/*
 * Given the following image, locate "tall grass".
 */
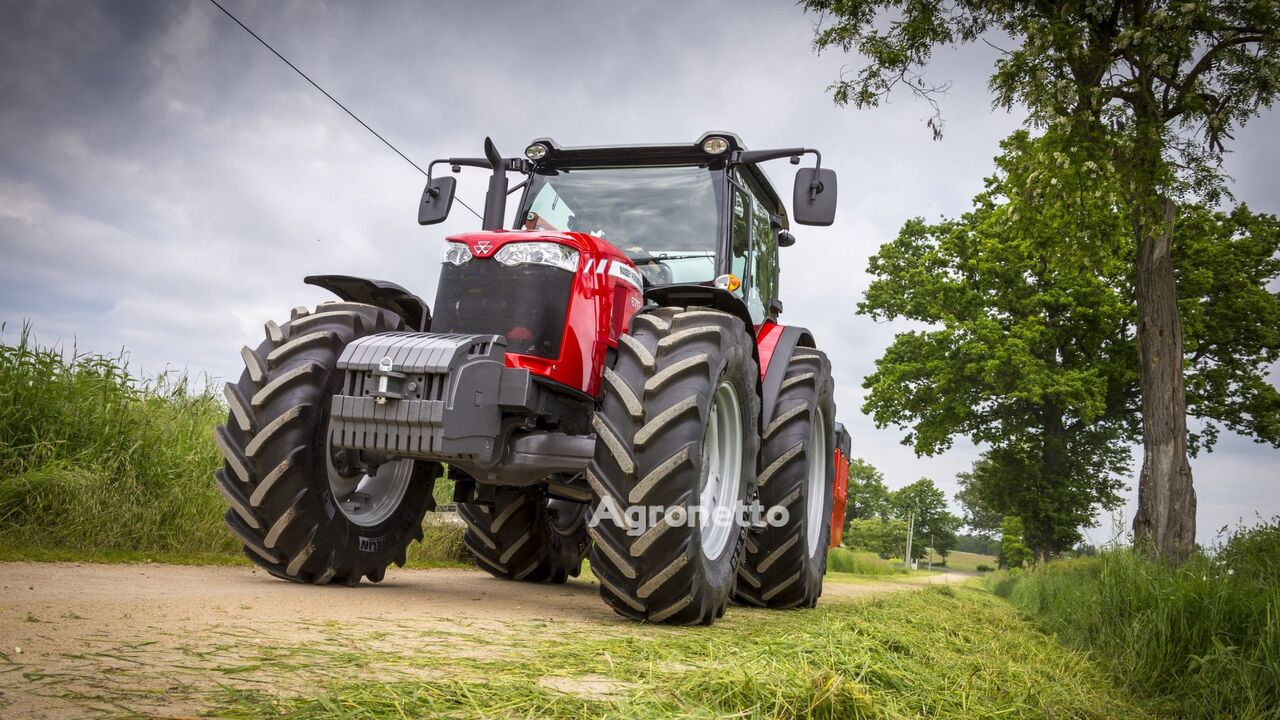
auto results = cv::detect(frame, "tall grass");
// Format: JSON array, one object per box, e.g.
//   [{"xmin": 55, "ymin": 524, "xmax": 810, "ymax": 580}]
[
  {"xmin": 0, "ymin": 325, "xmax": 235, "ymax": 556},
  {"xmin": 826, "ymin": 546, "xmax": 907, "ymax": 575},
  {"xmin": 987, "ymin": 521, "xmax": 1280, "ymax": 719},
  {"xmin": 0, "ymin": 326, "xmax": 467, "ymax": 566}
]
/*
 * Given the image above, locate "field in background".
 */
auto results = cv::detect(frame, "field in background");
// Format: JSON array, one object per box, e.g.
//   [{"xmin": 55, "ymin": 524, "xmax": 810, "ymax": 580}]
[{"xmin": 937, "ymin": 549, "xmax": 997, "ymax": 572}]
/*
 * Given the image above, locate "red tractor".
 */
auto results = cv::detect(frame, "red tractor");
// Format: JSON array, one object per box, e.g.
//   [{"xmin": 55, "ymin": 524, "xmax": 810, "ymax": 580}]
[{"xmin": 215, "ymin": 132, "xmax": 840, "ymax": 625}]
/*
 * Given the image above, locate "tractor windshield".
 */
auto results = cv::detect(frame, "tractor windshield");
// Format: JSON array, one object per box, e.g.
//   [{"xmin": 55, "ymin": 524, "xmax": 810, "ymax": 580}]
[{"xmin": 521, "ymin": 165, "xmax": 721, "ymax": 285}]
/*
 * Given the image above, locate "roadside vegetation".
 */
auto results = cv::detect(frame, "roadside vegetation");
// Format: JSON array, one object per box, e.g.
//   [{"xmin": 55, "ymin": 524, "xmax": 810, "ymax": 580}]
[{"xmin": 988, "ymin": 520, "xmax": 1280, "ymax": 720}]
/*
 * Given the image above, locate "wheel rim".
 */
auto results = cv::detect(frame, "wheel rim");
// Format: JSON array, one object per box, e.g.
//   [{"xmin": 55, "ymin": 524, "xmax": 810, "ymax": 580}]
[
  {"xmin": 699, "ymin": 381, "xmax": 743, "ymax": 560},
  {"xmin": 326, "ymin": 450, "xmax": 414, "ymax": 528},
  {"xmin": 806, "ymin": 405, "xmax": 828, "ymax": 558}
]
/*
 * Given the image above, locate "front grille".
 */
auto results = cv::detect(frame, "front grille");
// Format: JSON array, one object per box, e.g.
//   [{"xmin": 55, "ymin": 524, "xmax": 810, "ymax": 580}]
[{"xmin": 433, "ymin": 260, "xmax": 573, "ymax": 359}]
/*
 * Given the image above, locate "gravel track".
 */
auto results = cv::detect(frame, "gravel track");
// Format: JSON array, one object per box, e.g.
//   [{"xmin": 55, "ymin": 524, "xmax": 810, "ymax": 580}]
[{"xmin": 0, "ymin": 562, "xmax": 974, "ymax": 718}]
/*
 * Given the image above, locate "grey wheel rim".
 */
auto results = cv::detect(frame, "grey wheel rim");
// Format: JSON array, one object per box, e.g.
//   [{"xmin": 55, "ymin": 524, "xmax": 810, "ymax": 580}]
[
  {"xmin": 806, "ymin": 405, "xmax": 828, "ymax": 558},
  {"xmin": 326, "ymin": 453, "xmax": 414, "ymax": 528},
  {"xmin": 699, "ymin": 381, "xmax": 744, "ymax": 560}
]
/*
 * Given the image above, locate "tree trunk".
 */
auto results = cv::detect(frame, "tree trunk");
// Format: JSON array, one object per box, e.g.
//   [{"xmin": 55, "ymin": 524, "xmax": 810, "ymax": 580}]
[{"xmin": 1132, "ymin": 197, "xmax": 1196, "ymax": 562}]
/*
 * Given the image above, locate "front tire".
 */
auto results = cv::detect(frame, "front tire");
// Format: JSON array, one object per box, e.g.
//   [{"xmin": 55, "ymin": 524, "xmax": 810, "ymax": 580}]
[
  {"xmin": 735, "ymin": 348, "xmax": 835, "ymax": 608},
  {"xmin": 587, "ymin": 307, "xmax": 761, "ymax": 625},
  {"xmin": 214, "ymin": 302, "xmax": 435, "ymax": 585},
  {"xmin": 459, "ymin": 488, "xmax": 589, "ymax": 583}
]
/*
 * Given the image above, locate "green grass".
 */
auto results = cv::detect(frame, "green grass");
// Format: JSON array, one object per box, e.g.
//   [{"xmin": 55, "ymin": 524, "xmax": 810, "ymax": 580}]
[
  {"xmin": 936, "ymin": 549, "xmax": 997, "ymax": 572},
  {"xmin": 208, "ymin": 585, "xmax": 1155, "ymax": 719},
  {"xmin": 987, "ymin": 523, "xmax": 1280, "ymax": 720},
  {"xmin": 826, "ymin": 547, "xmax": 908, "ymax": 575},
  {"xmin": 0, "ymin": 326, "xmax": 468, "ymax": 568}
]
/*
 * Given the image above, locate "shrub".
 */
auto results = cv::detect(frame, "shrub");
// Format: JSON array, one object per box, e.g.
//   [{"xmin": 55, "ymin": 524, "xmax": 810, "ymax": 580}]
[
  {"xmin": 976, "ymin": 563, "xmax": 993, "ymax": 572},
  {"xmin": 826, "ymin": 546, "xmax": 907, "ymax": 575}
]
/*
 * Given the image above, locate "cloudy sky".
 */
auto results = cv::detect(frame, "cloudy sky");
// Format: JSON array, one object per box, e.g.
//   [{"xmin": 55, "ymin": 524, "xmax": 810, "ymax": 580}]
[{"xmin": 2, "ymin": 0, "xmax": 1276, "ymax": 545}]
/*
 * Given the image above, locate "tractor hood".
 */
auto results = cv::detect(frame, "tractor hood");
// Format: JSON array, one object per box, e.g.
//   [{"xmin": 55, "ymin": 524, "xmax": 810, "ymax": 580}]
[{"xmin": 445, "ymin": 229, "xmax": 633, "ymax": 265}]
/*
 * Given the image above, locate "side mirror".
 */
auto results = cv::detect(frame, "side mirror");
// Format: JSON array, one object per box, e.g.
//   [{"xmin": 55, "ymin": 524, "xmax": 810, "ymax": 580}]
[
  {"xmin": 418, "ymin": 176, "xmax": 456, "ymax": 225},
  {"xmin": 792, "ymin": 167, "xmax": 837, "ymax": 226},
  {"xmin": 777, "ymin": 230, "xmax": 796, "ymax": 247}
]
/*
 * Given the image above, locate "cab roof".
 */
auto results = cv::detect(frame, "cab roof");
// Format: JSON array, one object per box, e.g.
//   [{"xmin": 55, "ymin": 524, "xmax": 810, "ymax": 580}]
[{"xmin": 527, "ymin": 132, "xmax": 789, "ymax": 228}]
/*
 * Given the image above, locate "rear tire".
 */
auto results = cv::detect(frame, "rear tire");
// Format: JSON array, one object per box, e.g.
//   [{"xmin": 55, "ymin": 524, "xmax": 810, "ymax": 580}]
[
  {"xmin": 459, "ymin": 488, "xmax": 589, "ymax": 583},
  {"xmin": 214, "ymin": 302, "xmax": 434, "ymax": 585},
  {"xmin": 734, "ymin": 348, "xmax": 835, "ymax": 609},
  {"xmin": 587, "ymin": 307, "xmax": 761, "ymax": 625}
]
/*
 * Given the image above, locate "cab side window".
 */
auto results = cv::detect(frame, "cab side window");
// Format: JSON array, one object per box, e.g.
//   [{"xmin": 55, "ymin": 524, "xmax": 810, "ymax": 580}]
[
  {"xmin": 732, "ymin": 169, "xmax": 779, "ymax": 325},
  {"xmin": 730, "ymin": 186, "xmax": 750, "ymax": 292}
]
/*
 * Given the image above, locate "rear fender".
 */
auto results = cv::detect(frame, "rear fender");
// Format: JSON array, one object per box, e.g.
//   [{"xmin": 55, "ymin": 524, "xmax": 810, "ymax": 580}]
[{"xmin": 304, "ymin": 275, "xmax": 432, "ymax": 331}]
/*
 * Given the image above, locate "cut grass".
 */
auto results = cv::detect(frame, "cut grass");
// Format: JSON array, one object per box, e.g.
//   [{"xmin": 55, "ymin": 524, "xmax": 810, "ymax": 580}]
[{"xmin": 205, "ymin": 585, "xmax": 1157, "ymax": 719}]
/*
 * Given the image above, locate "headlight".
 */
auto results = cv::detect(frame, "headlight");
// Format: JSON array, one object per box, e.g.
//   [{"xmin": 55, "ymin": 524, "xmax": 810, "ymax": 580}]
[
  {"xmin": 494, "ymin": 242, "xmax": 579, "ymax": 272},
  {"xmin": 702, "ymin": 136, "xmax": 730, "ymax": 154},
  {"xmin": 442, "ymin": 241, "xmax": 473, "ymax": 266}
]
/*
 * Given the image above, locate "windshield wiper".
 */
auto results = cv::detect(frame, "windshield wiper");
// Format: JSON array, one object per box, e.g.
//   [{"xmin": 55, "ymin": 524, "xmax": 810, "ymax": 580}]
[{"xmin": 628, "ymin": 253, "xmax": 715, "ymax": 265}]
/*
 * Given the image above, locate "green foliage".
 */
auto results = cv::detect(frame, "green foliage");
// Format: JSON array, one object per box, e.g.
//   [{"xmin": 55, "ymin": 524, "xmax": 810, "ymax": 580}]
[
  {"xmin": 843, "ymin": 457, "xmax": 890, "ymax": 522},
  {"xmin": 954, "ymin": 532, "xmax": 1001, "ymax": 556},
  {"xmin": 803, "ymin": 0, "xmax": 1280, "ymax": 563},
  {"xmin": 1000, "ymin": 517, "xmax": 1033, "ymax": 569},
  {"xmin": 987, "ymin": 522, "xmax": 1280, "ymax": 719},
  {"xmin": 1216, "ymin": 515, "xmax": 1280, "ymax": 586},
  {"xmin": 888, "ymin": 477, "xmax": 961, "ymax": 558},
  {"xmin": 0, "ymin": 327, "xmax": 468, "ymax": 567},
  {"xmin": 975, "ymin": 564, "xmax": 993, "ymax": 572},
  {"xmin": 859, "ymin": 129, "xmax": 1280, "ymax": 556},
  {"xmin": 0, "ymin": 324, "xmax": 235, "ymax": 555},
  {"xmin": 825, "ymin": 546, "xmax": 906, "ymax": 575},
  {"xmin": 802, "ymin": 1, "xmax": 1280, "ymax": 172},
  {"xmin": 842, "ymin": 516, "xmax": 908, "ymax": 558}
]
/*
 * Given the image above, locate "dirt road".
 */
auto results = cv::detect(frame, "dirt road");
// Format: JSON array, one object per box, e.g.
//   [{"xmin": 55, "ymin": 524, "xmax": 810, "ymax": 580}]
[{"xmin": 0, "ymin": 562, "xmax": 974, "ymax": 718}]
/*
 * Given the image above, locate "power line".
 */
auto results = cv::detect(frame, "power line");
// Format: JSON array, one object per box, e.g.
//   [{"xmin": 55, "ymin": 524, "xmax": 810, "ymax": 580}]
[{"xmin": 207, "ymin": 0, "xmax": 482, "ymax": 221}]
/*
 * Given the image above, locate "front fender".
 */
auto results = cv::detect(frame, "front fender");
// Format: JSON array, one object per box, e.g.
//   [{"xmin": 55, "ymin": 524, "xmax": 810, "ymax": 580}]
[{"xmin": 304, "ymin": 275, "xmax": 432, "ymax": 331}]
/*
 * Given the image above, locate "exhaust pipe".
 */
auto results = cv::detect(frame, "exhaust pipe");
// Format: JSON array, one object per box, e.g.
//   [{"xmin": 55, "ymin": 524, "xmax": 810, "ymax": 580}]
[{"xmin": 481, "ymin": 137, "xmax": 508, "ymax": 230}]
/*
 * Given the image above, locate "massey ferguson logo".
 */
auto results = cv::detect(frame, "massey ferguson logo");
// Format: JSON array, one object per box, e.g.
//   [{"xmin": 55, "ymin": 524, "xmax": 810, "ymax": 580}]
[{"xmin": 474, "ymin": 240, "xmax": 493, "ymax": 254}]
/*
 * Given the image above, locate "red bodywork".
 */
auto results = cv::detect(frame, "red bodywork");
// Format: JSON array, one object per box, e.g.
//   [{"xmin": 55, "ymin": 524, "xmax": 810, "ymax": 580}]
[
  {"xmin": 447, "ymin": 230, "xmax": 643, "ymax": 397},
  {"xmin": 830, "ymin": 443, "xmax": 850, "ymax": 548},
  {"xmin": 445, "ymin": 230, "xmax": 848, "ymax": 540}
]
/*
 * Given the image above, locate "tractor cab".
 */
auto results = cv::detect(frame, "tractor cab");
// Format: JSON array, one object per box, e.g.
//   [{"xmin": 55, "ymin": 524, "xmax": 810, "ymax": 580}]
[{"xmin": 421, "ymin": 132, "xmax": 837, "ymax": 328}]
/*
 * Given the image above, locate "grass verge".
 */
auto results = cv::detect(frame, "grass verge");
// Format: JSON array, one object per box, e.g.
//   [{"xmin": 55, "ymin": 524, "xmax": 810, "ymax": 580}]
[
  {"xmin": 987, "ymin": 521, "xmax": 1280, "ymax": 720},
  {"xmin": 206, "ymin": 585, "xmax": 1153, "ymax": 719},
  {"xmin": 826, "ymin": 547, "xmax": 907, "ymax": 575}
]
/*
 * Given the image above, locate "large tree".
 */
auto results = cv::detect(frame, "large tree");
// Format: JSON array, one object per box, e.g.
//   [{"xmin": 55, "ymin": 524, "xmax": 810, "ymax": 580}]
[
  {"xmin": 889, "ymin": 478, "xmax": 961, "ymax": 558},
  {"xmin": 859, "ymin": 130, "xmax": 1280, "ymax": 560},
  {"xmin": 802, "ymin": 0, "xmax": 1280, "ymax": 561},
  {"xmin": 844, "ymin": 457, "xmax": 891, "ymax": 524}
]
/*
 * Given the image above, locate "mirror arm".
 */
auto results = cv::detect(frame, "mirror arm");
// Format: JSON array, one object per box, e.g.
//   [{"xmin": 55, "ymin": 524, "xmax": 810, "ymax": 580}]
[{"xmin": 427, "ymin": 158, "xmax": 531, "ymax": 186}]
